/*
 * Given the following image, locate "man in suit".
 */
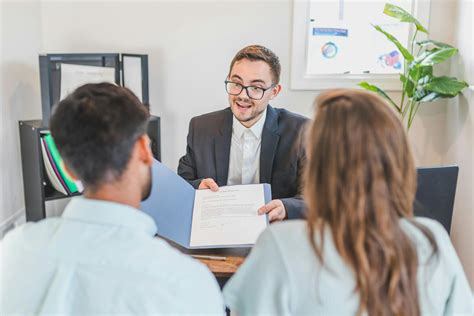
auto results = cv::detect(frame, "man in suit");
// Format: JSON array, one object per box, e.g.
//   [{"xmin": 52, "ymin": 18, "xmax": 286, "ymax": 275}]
[{"xmin": 178, "ymin": 45, "xmax": 308, "ymax": 221}]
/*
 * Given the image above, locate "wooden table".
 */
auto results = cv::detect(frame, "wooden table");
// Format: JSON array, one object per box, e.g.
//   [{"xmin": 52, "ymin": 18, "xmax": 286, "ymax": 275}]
[
  {"xmin": 196, "ymin": 255, "xmax": 246, "ymax": 278},
  {"xmin": 163, "ymin": 238, "xmax": 251, "ymax": 278}
]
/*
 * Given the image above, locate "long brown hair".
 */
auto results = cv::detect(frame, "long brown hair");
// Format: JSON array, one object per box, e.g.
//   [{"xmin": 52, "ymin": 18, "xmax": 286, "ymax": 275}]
[{"xmin": 304, "ymin": 89, "xmax": 437, "ymax": 316}]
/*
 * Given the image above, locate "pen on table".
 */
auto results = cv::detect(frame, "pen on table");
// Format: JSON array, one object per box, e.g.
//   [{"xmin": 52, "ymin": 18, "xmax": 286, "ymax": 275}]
[{"xmin": 191, "ymin": 254, "xmax": 227, "ymax": 261}]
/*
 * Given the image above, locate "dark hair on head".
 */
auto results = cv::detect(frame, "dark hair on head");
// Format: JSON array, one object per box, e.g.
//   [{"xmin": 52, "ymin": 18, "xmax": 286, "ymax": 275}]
[
  {"xmin": 228, "ymin": 45, "xmax": 281, "ymax": 84},
  {"xmin": 304, "ymin": 89, "xmax": 438, "ymax": 316},
  {"xmin": 49, "ymin": 83, "xmax": 149, "ymax": 191}
]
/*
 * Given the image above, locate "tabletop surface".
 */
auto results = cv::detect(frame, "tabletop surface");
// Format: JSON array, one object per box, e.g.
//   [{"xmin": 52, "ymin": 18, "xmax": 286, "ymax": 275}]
[
  {"xmin": 163, "ymin": 238, "xmax": 251, "ymax": 277},
  {"xmin": 196, "ymin": 255, "xmax": 246, "ymax": 277}
]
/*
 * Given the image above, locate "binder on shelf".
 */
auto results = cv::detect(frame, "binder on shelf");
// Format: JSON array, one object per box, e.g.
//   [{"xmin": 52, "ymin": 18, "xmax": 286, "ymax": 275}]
[
  {"xmin": 40, "ymin": 137, "xmax": 68, "ymax": 196},
  {"xmin": 39, "ymin": 53, "xmax": 149, "ymax": 126},
  {"xmin": 43, "ymin": 134, "xmax": 78, "ymax": 194},
  {"xmin": 141, "ymin": 160, "xmax": 271, "ymax": 249},
  {"xmin": 39, "ymin": 132, "xmax": 81, "ymax": 196}
]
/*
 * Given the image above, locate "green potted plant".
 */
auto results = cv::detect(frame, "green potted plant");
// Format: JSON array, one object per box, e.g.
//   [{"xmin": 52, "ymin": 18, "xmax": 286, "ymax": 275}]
[{"xmin": 359, "ymin": 3, "xmax": 468, "ymax": 129}]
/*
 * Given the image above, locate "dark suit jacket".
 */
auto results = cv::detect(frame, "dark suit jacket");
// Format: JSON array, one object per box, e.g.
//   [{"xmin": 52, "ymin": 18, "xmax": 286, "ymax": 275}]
[{"xmin": 178, "ymin": 105, "xmax": 308, "ymax": 219}]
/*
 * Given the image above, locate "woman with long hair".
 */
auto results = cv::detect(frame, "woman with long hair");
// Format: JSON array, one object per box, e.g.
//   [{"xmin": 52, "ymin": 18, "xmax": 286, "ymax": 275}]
[{"xmin": 223, "ymin": 89, "xmax": 471, "ymax": 315}]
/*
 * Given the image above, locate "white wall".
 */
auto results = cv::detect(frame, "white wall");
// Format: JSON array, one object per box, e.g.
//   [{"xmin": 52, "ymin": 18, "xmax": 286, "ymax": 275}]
[
  {"xmin": 444, "ymin": 0, "xmax": 474, "ymax": 287},
  {"xmin": 0, "ymin": 0, "xmax": 42, "ymax": 233},
  {"xmin": 410, "ymin": 0, "xmax": 474, "ymax": 288},
  {"xmin": 1, "ymin": 0, "xmax": 472, "ymax": 286}
]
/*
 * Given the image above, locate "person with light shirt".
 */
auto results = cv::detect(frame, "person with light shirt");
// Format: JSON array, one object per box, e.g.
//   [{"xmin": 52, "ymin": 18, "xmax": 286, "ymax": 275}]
[
  {"xmin": 1, "ymin": 83, "xmax": 224, "ymax": 315},
  {"xmin": 223, "ymin": 89, "xmax": 472, "ymax": 315},
  {"xmin": 178, "ymin": 45, "xmax": 308, "ymax": 221}
]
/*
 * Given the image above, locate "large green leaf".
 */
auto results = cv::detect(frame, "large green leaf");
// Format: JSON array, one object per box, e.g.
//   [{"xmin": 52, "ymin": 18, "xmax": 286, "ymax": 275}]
[
  {"xmin": 400, "ymin": 74, "xmax": 415, "ymax": 97},
  {"xmin": 413, "ymin": 88, "xmax": 430, "ymax": 102},
  {"xmin": 419, "ymin": 92, "xmax": 444, "ymax": 102},
  {"xmin": 408, "ymin": 63, "xmax": 433, "ymax": 84},
  {"xmin": 424, "ymin": 76, "xmax": 468, "ymax": 96},
  {"xmin": 414, "ymin": 48, "xmax": 439, "ymax": 64},
  {"xmin": 419, "ymin": 47, "xmax": 458, "ymax": 66},
  {"xmin": 358, "ymin": 82, "xmax": 401, "ymax": 112},
  {"xmin": 417, "ymin": 75, "xmax": 431, "ymax": 86},
  {"xmin": 383, "ymin": 3, "xmax": 428, "ymax": 33},
  {"xmin": 408, "ymin": 64, "xmax": 433, "ymax": 81},
  {"xmin": 416, "ymin": 40, "xmax": 453, "ymax": 49},
  {"xmin": 373, "ymin": 24, "xmax": 414, "ymax": 61}
]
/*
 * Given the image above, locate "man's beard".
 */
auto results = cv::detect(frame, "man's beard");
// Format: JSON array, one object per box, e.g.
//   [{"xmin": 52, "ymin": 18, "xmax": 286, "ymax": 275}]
[{"xmin": 141, "ymin": 166, "xmax": 152, "ymax": 201}]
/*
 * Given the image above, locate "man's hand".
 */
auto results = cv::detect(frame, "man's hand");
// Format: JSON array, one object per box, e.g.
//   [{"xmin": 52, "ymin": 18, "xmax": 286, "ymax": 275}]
[
  {"xmin": 198, "ymin": 178, "xmax": 219, "ymax": 192},
  {"xmin": 258, "ymin": 199, "xmax": 286, "ymax": 222}
]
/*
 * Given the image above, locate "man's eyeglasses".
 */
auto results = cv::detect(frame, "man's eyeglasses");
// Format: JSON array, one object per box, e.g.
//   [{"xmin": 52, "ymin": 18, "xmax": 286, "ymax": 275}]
[{"xmin": 225, "ymin": 81, "xmax": 276, "ymax": 100}]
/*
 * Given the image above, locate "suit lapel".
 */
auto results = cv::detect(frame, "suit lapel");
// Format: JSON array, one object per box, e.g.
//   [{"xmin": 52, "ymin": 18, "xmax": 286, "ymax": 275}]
[
  {"xmin": 215, "ymin": 109, "xmax": 233, "ymax": 186},
  {"xmin": 260, "ymin": 105, "xmax": 280, "ymax": 184}
]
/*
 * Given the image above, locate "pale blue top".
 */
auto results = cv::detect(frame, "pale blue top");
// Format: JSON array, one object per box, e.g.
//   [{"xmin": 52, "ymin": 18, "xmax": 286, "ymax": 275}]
[
  {"xmin": 1, "ymin": 197, "xmax": 224, "ymax": 315},
  {"xmin": 223, "ymin": 218, "xmax": 472, "ymax": 315}
]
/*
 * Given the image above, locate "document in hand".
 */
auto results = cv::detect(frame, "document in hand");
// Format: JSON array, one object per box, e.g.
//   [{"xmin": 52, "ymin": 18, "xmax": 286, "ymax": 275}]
[{"xmin": 141, "ymin": 160, "xmax": 271, "ymax": 249}]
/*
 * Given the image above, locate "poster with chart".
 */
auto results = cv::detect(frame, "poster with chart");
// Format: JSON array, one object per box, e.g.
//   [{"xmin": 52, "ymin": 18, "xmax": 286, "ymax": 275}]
[{"xmin": 306, "ymin": 0, "xmax": 413, "ymax": 75}]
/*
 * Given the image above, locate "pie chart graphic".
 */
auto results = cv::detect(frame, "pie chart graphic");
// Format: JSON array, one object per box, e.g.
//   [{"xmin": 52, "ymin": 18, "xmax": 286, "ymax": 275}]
[{"xmin": 321, "ymin": 42, "xmax": 338, "ymax": 59}]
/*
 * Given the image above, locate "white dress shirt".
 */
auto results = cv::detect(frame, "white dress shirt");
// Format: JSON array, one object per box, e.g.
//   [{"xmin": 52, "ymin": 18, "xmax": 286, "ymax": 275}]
[
  {"xmin": 227, "ymin": 108, "xmax": 267, "ymax": 185},
  {"xmin": 1, "ymin": 197, "xmax": 224, "ymax": 315}
]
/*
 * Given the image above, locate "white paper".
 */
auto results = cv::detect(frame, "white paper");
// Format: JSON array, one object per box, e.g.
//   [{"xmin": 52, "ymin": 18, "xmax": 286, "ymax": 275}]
[
  {"xmin": 190, "ymin": 184, "xmax": 268, "ymax": 247},
  {"xmin": 123, "ymin": 56, "xmax": 143, "ymax": 102},
  {"xmin": 60, "ymin": 63, "xmax": 115, "ymax": 100}
]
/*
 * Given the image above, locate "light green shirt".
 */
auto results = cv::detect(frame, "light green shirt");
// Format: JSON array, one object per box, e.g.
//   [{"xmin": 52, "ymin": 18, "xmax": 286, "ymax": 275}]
[
  {"xmin": 224, "ymin": 218, "xmax": 472, "ymax": 315},
  {"xmin": 1, "ymin": 197, "xmax": 224, "ymax": 315}
]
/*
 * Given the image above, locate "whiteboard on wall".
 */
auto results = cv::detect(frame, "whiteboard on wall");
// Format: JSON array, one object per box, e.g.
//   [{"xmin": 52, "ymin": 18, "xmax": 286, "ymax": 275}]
[{"xmin": 291, "ymin": 0, "xmax": 431, "ymax": 90}]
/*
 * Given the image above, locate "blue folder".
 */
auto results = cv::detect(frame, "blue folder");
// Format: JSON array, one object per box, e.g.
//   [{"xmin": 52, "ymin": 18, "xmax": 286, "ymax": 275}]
[{"xmin": 140, "ymin": 159, "xmax": 271, "ymax": 249}]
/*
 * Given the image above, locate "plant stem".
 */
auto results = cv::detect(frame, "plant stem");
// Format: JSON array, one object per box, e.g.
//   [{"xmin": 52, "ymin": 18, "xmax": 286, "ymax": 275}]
[
  {"xmin": 400, "ymin": 76, "xmax": 407, "ymax": 115},
  {"xmin": 407, "ymin": 99, "xmax": 415, "ymax": 128},
  {"xmin": 410, "ymin": 30, "xmax": 418, "ymax": 56},
  {"xmin": 408, "ymin": 101, "xmax": 422, "ymax": 129},
  {"xmin": 401, "ymin": 30, "xmax": 419, "ymax": 121},
  {"xmin": 405, "ymin": 30, "xmax": 422, "ymax": 130},
  {"xmin": 400, "ymin": 59, "xmax": 409, "ymax": 115},
  {"xmin": 402, "ymin": 99, "xmax": 411, "ymax": 120}
]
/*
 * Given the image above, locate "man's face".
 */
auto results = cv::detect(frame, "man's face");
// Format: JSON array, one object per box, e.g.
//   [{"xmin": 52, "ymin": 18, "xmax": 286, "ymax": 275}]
[{"xmin": 227, "ymin": 59, "xmax": 281, "ymax": 128}]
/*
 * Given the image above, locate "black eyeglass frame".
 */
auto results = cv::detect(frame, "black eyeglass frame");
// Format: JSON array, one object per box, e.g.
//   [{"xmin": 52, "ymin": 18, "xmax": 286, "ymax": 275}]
[{"xmin": 224, "ymin": 80, "xmax": 276, "ymax": 100}]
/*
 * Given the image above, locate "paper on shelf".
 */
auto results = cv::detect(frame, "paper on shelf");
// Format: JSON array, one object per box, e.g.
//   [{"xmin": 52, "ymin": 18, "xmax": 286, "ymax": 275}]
[{"xmin": 60, "ymin": 63, "xmax": 115, "ymax": 100}]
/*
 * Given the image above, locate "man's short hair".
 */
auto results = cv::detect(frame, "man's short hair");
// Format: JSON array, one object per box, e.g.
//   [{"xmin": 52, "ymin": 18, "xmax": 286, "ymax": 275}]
[
  {"xmin": 49, "ymin": 83, "xmax": 149, "ymax": 190},
  {"xmin": 228, "ymin": 45, "xmax": 281, "ymax": 84}
]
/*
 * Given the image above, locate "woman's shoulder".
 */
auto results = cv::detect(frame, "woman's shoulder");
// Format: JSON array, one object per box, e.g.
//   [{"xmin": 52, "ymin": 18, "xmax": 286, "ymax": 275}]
[
  {"xmin": 264, "ymin": 220, "xmax": 309, "ymax": 244},
  {"xmin": 401, "ymin": 217, "xmax": 451, "ymax": 247},
  {"xmin": 411, "ymin": 217, "xmax": 448, "ymax": 234},
  {"xmin": 260, "ymin": 220, "xmax": 331, "ymax": 262},
  {"xmin": 401, "ymin": 217, "xmax": 460, "ymax": 269},
  {"xmin": 403, "ymin": 217, "xmax": 472, "ymax": 314}
]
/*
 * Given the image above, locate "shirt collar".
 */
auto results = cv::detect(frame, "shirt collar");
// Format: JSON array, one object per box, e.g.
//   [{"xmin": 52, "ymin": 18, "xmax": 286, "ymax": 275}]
[
  {"xmin": 232, "ymin": 107, "xmax": 267, "ymax": 140},
  {"xmin": 62, "ymin": 196, "xmax": 157, "ymax": 236}
]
